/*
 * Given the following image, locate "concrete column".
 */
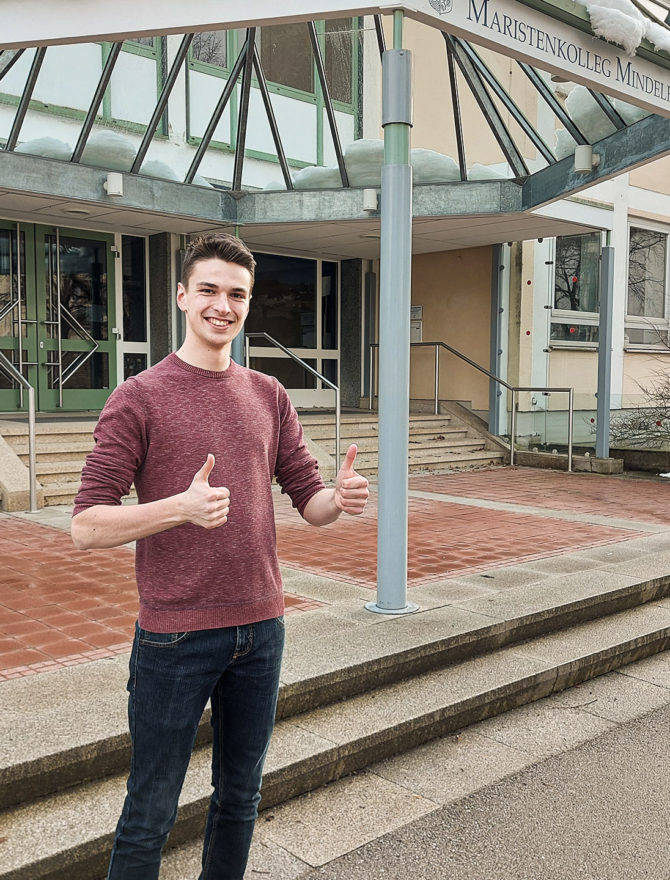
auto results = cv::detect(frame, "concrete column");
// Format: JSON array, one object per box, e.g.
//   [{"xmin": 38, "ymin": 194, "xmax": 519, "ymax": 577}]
[
  {"xmin": 148, "ymin": 232, "xmax": 175, "ymax": 364},
  {"xmin": 340, "ymin": 259, "xmax": 363, "ymax": 408}
]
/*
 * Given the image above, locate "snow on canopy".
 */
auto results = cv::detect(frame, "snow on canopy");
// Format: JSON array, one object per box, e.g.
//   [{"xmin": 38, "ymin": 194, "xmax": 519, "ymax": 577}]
[{"xmin": 576, "ymin": 0, "xmax": 670, "ymax": 56}]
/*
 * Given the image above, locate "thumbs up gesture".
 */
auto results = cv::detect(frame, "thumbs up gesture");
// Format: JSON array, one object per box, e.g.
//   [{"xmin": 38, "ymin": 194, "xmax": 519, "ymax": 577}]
[
  {"xmin": 179, "ymin": 453, "xmax": 231, "ymax": 529},
  {"xmin": 334, "ymin": 444, "xmax": 369, "ymax": 516}
]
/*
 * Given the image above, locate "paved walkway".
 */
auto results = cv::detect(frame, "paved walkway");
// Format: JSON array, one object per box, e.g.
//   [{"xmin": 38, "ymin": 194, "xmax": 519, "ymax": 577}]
[{"xmin": 1, "ymin": 466, "xmax": 667, "ymax": 681}]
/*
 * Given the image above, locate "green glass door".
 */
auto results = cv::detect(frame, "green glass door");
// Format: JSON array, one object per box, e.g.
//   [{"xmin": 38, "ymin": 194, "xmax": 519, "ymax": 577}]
[
  {"xmin": 0, "ymin": 221, "xmax": 38, "ymax": 412},
  {"xmin": 35, "ymin": 226, "xmax": 116, "ymax": 411},
  {"xmin": 0, "ymin": 223, "xmax": 117, "ymax": 413}
]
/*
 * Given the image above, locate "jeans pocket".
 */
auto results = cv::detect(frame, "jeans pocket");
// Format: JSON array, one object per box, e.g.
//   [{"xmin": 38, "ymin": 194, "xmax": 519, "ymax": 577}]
[
  {"xmin": 138, "ymin": 628, "xmax": 192, "ymax": 647},
  {"xmin": 275, "ymin": 615, "xmax": 285, "ymax": 628}
]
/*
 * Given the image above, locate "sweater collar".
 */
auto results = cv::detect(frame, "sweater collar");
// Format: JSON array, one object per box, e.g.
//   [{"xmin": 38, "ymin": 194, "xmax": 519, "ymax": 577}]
[{"xmin": 169, "ymin": 352, "xmax": 238, "ymax": 379}]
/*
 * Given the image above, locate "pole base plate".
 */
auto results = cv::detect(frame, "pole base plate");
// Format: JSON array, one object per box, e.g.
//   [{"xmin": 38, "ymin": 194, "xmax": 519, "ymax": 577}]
[{"xmin": 364, "ymin": 601, "xmax": 420, "ymax": 615}]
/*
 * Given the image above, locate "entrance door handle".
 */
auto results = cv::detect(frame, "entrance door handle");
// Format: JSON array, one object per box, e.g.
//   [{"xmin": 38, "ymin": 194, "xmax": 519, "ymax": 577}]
[{"xmin": 111, "ymin": 327, "xmax": 122, "ymax": 339}]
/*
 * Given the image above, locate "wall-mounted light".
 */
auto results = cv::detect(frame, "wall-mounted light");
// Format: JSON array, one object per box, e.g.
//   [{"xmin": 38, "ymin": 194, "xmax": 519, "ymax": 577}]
[
  {"xmin": 362, "ymin": 188, "xmax": 378, "ymax": 212},
  {"xmin": 103, "ymin": 172, "xmax": 124, "ymax": 197},
  {"xmin": 574, "ymin": 145, "xmax": 601, "ymax": 174}
]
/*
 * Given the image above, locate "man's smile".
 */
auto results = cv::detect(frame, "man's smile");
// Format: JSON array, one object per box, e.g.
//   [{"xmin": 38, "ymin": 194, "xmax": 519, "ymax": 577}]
[{"xmin": 205, "ymin": 316, "xmax": 233, "ymax": 327}]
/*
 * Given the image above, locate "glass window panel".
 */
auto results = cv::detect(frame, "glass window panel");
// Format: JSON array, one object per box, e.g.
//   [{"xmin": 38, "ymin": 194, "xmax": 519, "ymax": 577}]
[
  {"xmin": 554, "ymin": 233, "xmax": 600, "ymax": 313},
  {"xmin": 0, "ymin": 348, "xmax": 27, "ymax": 389},
  {"xmin": 550, "ymin": 323, "xmax": 599, "ymax": 343},
  {"xmin": 126, "ymin": 36, "xmax": 155, "ymax": 48},
  {"xmin": 124, "ymin": 353, "xmax": 148, "ymax": 379},
  {"xmin": 322, "ymin": 261, "xmax": 338, "ymax": 350},
  {"xmin": 247, "ymin": 253, "xmax": 317, "ymax": 348},
  {"xmin": 191, "ymin": 31, "xmax": 228, "ymax": 67},
  {"xmin": 324, "ymin": 19, "xmax": 353, "ymax": 104},
  {"xmin": 48, "ymin": 236, "xmax": 109, "ymax": 341},
  {"xmin": 122, "ymin": 236, "xmax": 147, "ymax": 342},
  {"xmin": 260, "ymin": 23, "xmax": 313, "ymax": 93},
  {"xmin": 322, "ymin": 358, "xmax": 338, "ymax": 385},
  {"xmin": 249, "ymin": 356, "xmax": 317, "ymax": 389},
  {"xmin": 627, "ymin": 227, "xmax": 667, "ymax": 319},
  {"xmin": 58, "ymin": 351, "xmax": 109, "ymax": 390},
  {"xmin": 0, "ymin": 230, "xmax": 26, "ymax": 337},
  {"xmin": 626, "ymin": 327, "xmax": 669, "ymax": 346}
]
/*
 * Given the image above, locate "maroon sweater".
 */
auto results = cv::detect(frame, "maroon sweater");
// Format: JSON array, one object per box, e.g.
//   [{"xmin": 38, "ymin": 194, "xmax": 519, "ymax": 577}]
[{"xmin": 73, "ymin": 354, "xmax": 325, "ymax": 632}]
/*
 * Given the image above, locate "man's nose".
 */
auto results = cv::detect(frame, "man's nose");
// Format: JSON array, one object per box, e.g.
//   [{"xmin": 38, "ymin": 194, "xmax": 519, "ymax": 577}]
[{"xmin": 212, "ymin": 293, "xmax": 232, "ymax": 311}]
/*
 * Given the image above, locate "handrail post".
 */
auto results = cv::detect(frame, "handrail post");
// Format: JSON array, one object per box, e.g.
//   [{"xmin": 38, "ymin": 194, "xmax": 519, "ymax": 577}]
[
  {"xmin": 335, "ymin": 386, "xmax": 341, "ymax": 467},
  {"xmin": 0, "ymin": 350, "xmax": 38, "ymax": 513},
  {"xmin": 244, "ymin": 335, "xmax": 250, "ymax": 369},
  {"xmin": 434, "ymin": 344, "xmax": 439, "ymax": 415},
  {"xmin": 369, "ymin": 344, "xmax": 374, "ymax": 412},
  {"xmin": 509, "ymin": 388, "xmax": 516, "ymax": 465},
  {"xmin": 27, "ymin": 384, "xmax": 37, "ymax": 513},
  {"xmin": 568, "ymin": 388, "xmax": 574, "ymax": 473}
]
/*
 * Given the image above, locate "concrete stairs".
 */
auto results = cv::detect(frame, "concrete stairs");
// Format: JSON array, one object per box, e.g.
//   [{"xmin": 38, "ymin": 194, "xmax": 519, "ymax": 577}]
[
  {"xmin": 300, "ymin": 412, "xmax": 507, "ymax": 476},
  {"xmin": 0, "ymin": 410, "xmax": 507, "ymax": 509},
  {"xmin": 0, "ymin": 419, "xmax": 97, "ymax": 508},
  {"xmin": 2, "ymin": 565, "xmax": 670, "ymax": 879}
]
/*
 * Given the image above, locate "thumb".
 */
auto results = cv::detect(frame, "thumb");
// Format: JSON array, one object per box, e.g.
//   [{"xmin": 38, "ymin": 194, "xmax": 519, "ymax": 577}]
[
  {"xmin": 194, "ymin": 453, "xmax": 215, "ymax": 483},
  {"xmin": 342, "ymin": 444, "xmax": 358, "ymax": 473}
]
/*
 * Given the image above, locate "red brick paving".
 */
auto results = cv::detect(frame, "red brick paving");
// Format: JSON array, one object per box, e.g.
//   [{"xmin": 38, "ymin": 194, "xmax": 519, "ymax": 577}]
[
  {"xmin": 409, "ymin": 468, "xmax": 670, "ymax": 525},
  {"xmin": 0, "ymin": 467, "xmax": 660, "ymax": 680}
]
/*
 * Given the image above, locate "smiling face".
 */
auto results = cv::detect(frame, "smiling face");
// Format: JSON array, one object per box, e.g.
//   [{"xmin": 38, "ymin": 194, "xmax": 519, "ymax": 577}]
[{"xmin": 176, "ymin": 257, "xmax": 252, "ymax": 365}]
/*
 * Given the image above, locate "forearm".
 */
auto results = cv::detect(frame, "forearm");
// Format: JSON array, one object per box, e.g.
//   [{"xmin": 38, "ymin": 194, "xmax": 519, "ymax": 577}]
[
  {"xmin": 71, "ymin": 495, "xmax": 186, "ymax": 549},
  {"xmin": 301, "ymin": 487, "xmax": 342, "ymax": 527}
]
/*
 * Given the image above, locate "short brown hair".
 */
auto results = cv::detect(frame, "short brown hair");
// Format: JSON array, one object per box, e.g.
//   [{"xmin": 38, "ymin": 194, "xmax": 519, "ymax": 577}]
[{"xmin": 181, "ymin": 233, "xmax": 256, "ymax": 290}]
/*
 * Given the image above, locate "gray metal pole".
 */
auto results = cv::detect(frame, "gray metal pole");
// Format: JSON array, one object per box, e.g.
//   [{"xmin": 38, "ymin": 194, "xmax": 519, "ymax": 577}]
[
  {"xmin": 27, "ymin": 385, "xmax": 37, "ymax": 513},
  {"xmin": 366, "ymin": 16, "xmax": 418, "ymax": 615},
  {"xmin": 596, "ymin": 246, "xmax": 614, "ymax": 459}
]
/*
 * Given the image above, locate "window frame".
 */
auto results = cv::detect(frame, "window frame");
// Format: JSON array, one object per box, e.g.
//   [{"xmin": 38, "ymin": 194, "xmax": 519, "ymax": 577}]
[
  {"xmin": 624, "ymin": 220, "xmax": 670, "ymax": 352},
  {"xmin": 549, "ymin": 230, "xmax": 605, "ymax": 351}
]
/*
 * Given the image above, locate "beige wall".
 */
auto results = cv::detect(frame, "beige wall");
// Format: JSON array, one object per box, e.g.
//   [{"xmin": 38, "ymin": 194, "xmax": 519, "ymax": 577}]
[
  {"xmin": 548, "ymin": 350, "xmax": 598, "ymax": 411},
  {"xmin": 630, "ymin": 156, "xmax": 670, "ymax": 196},
  {"xmin": 622, "ymin": 352, "xmax": 670, "ymax": 407},
  {"xmin": 409, "ymin": 247, "xmax": 492, "ymax": 410}
]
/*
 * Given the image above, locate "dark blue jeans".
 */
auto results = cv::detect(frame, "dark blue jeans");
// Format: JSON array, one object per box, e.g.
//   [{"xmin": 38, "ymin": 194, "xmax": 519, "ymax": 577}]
[{"xmin": 107, "ymin": 617, "xmax": 285, "ymax": 880}]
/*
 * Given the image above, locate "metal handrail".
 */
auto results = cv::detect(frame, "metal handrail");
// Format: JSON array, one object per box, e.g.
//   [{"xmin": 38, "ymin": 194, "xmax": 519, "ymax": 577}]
[
  {"xmin": 244, "ymin": 332, "xmax": 341, "ymax": 466},
  {"xmin": 369, "ymin": 340, "xmax": 574, "ymax": 472},
  {"xmin": 0, "ymin": 352, "xmax": 38, "ymax": 511}
]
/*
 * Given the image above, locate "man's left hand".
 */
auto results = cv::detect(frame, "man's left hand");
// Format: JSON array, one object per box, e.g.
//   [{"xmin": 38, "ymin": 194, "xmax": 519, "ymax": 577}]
[{"xmin": 334, "ymin": 445, "xmax": 369, "ymax": 516}]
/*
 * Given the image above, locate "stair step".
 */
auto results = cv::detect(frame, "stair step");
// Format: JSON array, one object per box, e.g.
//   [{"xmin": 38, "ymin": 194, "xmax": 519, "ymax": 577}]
[
  {"xmin": 42, "ymin": 480, "xmax": 84, "ymax": 506},
  {"xmin": 2, "ymin": 600, "xmax": 669, "ymax": 880},
  {"xmin": 13, "ymin": 440, "xmax": 94, "ymax": 461}
]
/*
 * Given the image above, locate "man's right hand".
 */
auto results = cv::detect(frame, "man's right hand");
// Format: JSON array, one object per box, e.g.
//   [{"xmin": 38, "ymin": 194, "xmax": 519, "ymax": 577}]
[{"xmin": 178, "ymin": 454, "xmax": 230, "ymax": 529}]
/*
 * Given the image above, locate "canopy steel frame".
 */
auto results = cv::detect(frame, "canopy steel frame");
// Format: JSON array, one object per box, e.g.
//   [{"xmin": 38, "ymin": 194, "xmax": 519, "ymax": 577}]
[
  {"xmin": 0, "ymin": 49, "xmax": 25, "ymax": 82},
  {"xmin": 518, "ymin": 62, "xmax": 588, "ymax": 145},
  {"xmin": 71, "ymin": 42, "xmax": 123, "ymax": 163},
  {"xmin": 184, "ymin": 34, "xmax": 250, "ymax": 184},
  {"xmin": 308, "ymin": 21, "xmax": 350, "ymax": 187},
  {"xmin": 232, "ymin": 27, "xmax": 256, "ymax": 192},
  {"xmin": 252, "ymin": 43, "xmax": 293, "ymax": 190},
  {"xmin": 446, "ymin": 40, "xmax": 467, "ymax": 182},
  {"xmin": 373, "ymin": 14, "xmax": 386, "ymax": 58},
  {"xmin": 452, "ymin": 37, "xmax": 555, "ymax": 165},
  {"xmin": 5, "ymin": 46, "xmax": 46, "ymax": 152},
  {"xmin": 444, "ymin": 34, "xmax": 529, "ymax": 178},
  {"xmin": 130, "ymin": 33, "xmax": 193, "ymax": 174},
  {"xmin": 587, "ymin": 89, "xmax": 627, "ymax": 131}
]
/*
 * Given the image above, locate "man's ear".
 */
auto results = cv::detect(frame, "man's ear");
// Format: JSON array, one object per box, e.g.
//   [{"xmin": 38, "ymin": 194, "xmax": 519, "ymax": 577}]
[{"xmin": 176, "ymin": 282, "xmax": 187, "ymax": 313}]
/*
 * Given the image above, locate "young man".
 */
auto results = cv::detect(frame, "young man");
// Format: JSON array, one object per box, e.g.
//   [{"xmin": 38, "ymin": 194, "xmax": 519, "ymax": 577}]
[{"xmin": 71, "ymin": 233, "xmax": 369, "ymax": 880}]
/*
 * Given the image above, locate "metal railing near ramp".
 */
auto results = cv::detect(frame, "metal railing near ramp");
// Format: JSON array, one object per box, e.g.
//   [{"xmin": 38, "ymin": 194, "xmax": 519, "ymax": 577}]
[
  {"xmin": 244, "ymin": 332, "xmax": 341, "ymax": 466},
  {"xmin": 0, "ymin": 351, "xmax": 38, "ymax": 511},
  {"xmin": 369, "ymin": 340, "xmax": 575, "ymax": 472}
]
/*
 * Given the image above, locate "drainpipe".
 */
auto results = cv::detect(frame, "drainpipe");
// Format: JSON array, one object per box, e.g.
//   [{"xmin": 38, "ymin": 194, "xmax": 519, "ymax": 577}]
[{"xmin": 366, "ymin": 10, "xmax": 418, "ymax": 615}]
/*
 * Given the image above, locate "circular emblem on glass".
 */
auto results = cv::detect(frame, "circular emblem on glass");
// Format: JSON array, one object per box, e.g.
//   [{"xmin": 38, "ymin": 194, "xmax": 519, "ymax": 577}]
[{"xmin": 429, "ymin": 0, "xmax": 453, "ymax": 13}]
